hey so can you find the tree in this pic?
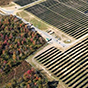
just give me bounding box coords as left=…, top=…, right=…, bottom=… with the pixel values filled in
left=0, top=0, right=12, bottom=6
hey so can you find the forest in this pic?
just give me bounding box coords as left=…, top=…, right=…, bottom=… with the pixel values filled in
left=0, top=15, right=46, bottom=87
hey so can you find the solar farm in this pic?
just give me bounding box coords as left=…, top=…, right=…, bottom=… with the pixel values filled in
left=35, top=37, right=88, bottom=88
left=14, top=0, right=38, bottom=6
left=14, top=0, right=87, bottom=87
left=25, top=0, right=88, bottom=39
left=55, top=0, right=88, bottom=13
left=0, top=0, right=87, bottom=88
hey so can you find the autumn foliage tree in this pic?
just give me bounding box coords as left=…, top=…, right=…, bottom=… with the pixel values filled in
left=0, top=15, right=46, bottom=75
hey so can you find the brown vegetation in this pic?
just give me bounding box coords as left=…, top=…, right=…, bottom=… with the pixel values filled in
left=0, top=0, right=12, bottom=6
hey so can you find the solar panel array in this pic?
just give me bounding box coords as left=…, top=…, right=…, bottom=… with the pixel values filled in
left=35, top=38, right=88, bottom=88
left=14, top=0, right=38, bottom=6
left=57, top=0, right=88, bottom=13
left=25, top=0, right=88, bottom=39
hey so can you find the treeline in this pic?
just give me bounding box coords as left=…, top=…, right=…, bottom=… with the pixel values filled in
left=0, top=0, right=12, bottom=6
left=0, top=15, right=46, bottom=87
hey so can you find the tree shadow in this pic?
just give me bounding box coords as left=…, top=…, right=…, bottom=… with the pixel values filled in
left=48, top=81, right=59, bottom=88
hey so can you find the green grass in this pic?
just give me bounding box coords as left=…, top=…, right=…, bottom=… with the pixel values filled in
left=30, top=18, right=48, bottom=30
left=16, top=11, right=48, bottom=30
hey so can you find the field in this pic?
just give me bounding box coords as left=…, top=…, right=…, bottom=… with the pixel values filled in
left=14, top=0, right=37, bottom=6
left=16, top=11, right=48, bottom=30
left=25, top=0, right=88, bottom=39
left=34, top=37, right=87, bottom=88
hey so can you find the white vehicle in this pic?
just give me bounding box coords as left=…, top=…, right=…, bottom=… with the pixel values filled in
left=50, top=31, right=54, bottom=35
